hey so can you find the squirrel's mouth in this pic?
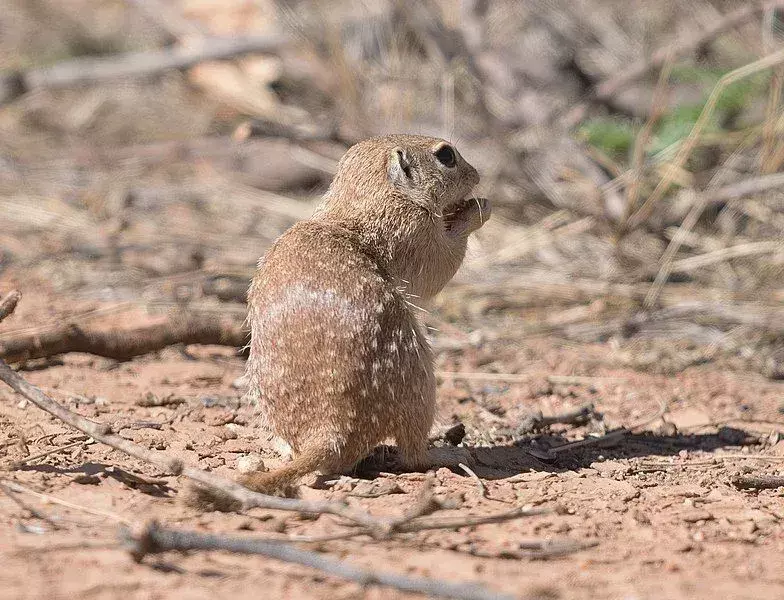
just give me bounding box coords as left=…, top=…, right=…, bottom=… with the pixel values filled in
left=441, top=196, right=491, bottom=237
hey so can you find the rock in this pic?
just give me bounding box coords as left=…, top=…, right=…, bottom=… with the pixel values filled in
left=740, top=521, right=758, bottom=536
left=350, top=479, right=404, bottom=497
left=204, top=409, right=235, bottom=426
left=675, top=541, right=694, bottom=553
left=443, top=423, right=466, bottom=446
left=236, top=453, right=265, bottom=474
left=681, top=509, right=713, bottom=523
left=633, top=510, right=651, bottom=525
left=215, top=426, right=238, bottom=441
left=667, top=407, right=710, bottom=430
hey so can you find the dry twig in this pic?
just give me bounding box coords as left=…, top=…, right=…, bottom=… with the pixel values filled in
left=121, top=521, right=514, bottom=600
left=624, top=54, right=674, bottom=220
left=382, top=474, right=445, bottom=528
left=566, top=301, right=784, bottom=341
left=473, top=537, right=600, bottom=560
left=0, top=314, right=246, bottom=363
left=730, top=474, right=784, bottom=490
left=458, top=463, right=489, bottom=499
left=10, top=436, right=90, bottom=467
left=668, top=241, right=783, bottom=273
left=516, top=404, right=599, bottom=436
left=761, top=4, right=784, bottom=173
left=0, top=480, right=62, bottom=529
left=527, top=429, right=628, bottom=462
left=709, top=172, right=784, bottom=204
left=527, top=399, right=667, bottom=461
left=644, top=147, right=763, bottom=309
left=0, top=479, right=130, bottom=525
left=438, top=371, right=625, bottom=386
left=0, top=35, right=285, bottom=104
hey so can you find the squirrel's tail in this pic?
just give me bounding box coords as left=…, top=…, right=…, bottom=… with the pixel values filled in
left=239, top=444, right=331, bottom=495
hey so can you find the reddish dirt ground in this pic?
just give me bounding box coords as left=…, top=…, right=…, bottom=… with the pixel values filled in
left=1, top=271, right=784, bottom=600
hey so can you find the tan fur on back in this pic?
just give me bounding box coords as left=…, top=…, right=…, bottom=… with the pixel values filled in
left=242, top=134, right=488, bottom=494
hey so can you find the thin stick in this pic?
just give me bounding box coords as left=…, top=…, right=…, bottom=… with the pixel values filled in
left=437, top=371, right=626, bottom=385
left=458, top=463, right=488, bottom=499
left=668, top=240, right=782, bottom=273
left=763, top=135, right=784, bottom=174
left=713, top=454, right=784, bottom=461
left=255, top=507, right=550, bottom=543
left=273, top=530, right=375, bottom=544
left=527, top=429, right=628, bottom=461
left=0, top=302, right=140, bottom=341
left=0, top=479, right=130, bottom=525
left=121, top=521, right=514, bottom=600
left=731, top=475, right=784, bottom=489
left=393, top=506, right=549, bottom=533
left=644, top=190, right=708, bottom=309
left=627, top=45, right=784, bottom=230
left=474, top=538, right=599, bottom=560
left=708, top=172, right=784, bottom=204
left=0, top=480, right=62, bottom=529
left=527, top=399, right=667, bottom=461
left=625, top=54, right=674, bottom=220
left=761, top=4, right=784, bottom=173
left=677, top=418, right=784, bottom=432
left=515, top=404, right=598, bottom=436
left=645, top=149, right=776, bottom=309
left=10, top=436, right=90, bottom=467
left=0, top=314, right=247, bottom=363
left=386, top=475, right=442, bottom=526
left=2, top=35, right=285, bottom=102
left=0, top=290, right=21, bottom=324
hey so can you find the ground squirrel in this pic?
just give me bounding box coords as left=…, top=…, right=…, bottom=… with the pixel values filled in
left=241, top=134, right=490, bottom=493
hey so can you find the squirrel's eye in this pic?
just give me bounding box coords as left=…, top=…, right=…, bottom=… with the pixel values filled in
left=434, top=144, right=456, bottom=168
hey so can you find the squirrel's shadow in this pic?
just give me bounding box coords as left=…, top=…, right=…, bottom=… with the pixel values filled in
left=355, top=427, right=755, bottom=480
left=15, top=461, right=173, bottom=496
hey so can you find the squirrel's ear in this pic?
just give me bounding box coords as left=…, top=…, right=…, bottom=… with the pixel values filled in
left=388, top=147, right=413, bottom=187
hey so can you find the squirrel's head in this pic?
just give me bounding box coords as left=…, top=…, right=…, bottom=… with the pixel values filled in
left=315, top=134, right=491, bottom=299
left=319, top=134, right=488, bottom=240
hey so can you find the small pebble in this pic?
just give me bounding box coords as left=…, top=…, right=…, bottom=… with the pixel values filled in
left=237, top=453, right=266, bottom=474
left=682, top=509, right=713, bottom=523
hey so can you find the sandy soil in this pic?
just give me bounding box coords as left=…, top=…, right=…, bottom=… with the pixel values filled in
left=1, top=271, right=784, bottom=600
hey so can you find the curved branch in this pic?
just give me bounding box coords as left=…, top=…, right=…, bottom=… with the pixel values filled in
left=1, top=34, right=285, bottom=104
left=0, top=314, right=247, bottom=363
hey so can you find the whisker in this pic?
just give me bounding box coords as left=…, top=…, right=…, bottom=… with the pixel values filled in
left=474, top=196, right=485, bottom=223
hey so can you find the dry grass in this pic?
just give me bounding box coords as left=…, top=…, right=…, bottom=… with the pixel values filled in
left=0, top=0, right=782, bottom=376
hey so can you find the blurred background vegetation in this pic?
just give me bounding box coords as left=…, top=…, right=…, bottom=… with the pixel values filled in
left=0, top=0, right=782, bottom=377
